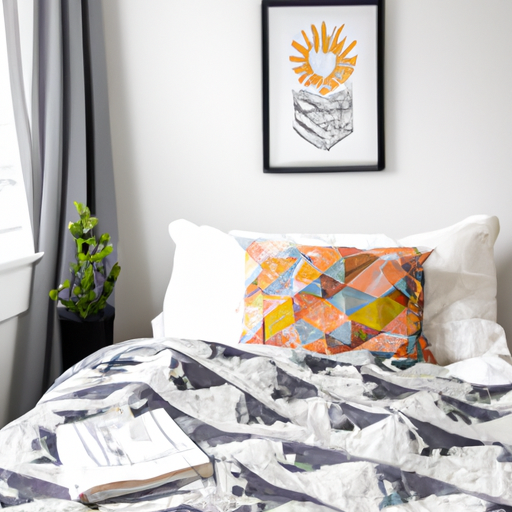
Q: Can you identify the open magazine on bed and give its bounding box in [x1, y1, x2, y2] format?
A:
[56, 405, 213, 503]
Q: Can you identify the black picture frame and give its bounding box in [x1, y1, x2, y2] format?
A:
[262, 0, 385, 173]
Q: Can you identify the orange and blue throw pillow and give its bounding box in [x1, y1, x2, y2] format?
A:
[237, 238, 435, 366]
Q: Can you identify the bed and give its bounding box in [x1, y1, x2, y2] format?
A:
[1, 215, 512, 512]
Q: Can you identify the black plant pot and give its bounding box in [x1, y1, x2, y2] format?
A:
[58, 303, 115, 370]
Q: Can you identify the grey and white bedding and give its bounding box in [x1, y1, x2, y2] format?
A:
[2, 337, 512, 512]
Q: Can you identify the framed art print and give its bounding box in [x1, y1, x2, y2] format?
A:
[262, 0, 385, 173]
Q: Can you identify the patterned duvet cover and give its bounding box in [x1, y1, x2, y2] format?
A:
[1, 337, 512, 512]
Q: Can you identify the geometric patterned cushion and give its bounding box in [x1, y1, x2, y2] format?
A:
[237, 239, 435, 366]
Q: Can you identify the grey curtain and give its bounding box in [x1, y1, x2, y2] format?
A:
[2, 0, 118, 422]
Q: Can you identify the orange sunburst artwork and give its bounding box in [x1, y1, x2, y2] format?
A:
[289, 21, 358, 96]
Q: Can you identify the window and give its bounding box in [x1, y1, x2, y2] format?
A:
[0, 7, 34, 262]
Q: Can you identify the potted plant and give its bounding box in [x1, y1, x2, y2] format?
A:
[50, 201, 121, 369]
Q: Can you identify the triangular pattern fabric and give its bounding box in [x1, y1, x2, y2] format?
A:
[238, 239, 435, 365]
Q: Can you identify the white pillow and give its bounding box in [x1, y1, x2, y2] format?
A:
[163, 220, 246, 344]
[399, 214, 509, 365]
[162, 215, 509, 365]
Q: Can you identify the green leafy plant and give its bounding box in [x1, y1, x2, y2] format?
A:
[49, 202, 121, 319]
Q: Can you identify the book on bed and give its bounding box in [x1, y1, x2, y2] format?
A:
[56, 406, 213, 503]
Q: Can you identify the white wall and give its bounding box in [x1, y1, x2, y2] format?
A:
[102, 0, 512, 347]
